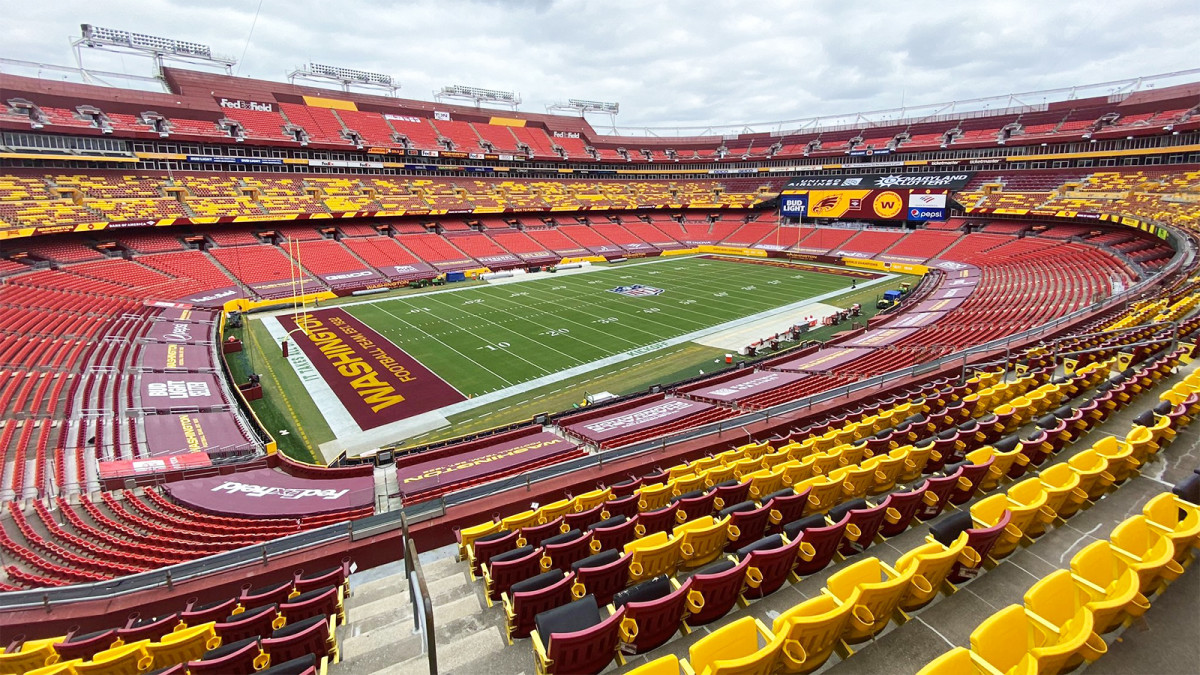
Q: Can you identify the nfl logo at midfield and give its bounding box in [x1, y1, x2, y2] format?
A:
[609, 284, 665, 297]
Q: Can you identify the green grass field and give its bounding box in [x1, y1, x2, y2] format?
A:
[240, 255, 918, 457]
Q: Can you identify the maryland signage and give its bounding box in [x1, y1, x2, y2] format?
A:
[782, 171, 975, 191]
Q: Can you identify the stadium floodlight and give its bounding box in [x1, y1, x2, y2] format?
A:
[74, 24, 237, 79]
[546, 99, 620, 131]
[288, 63, 399, 95]
[435, 85, 521, 110]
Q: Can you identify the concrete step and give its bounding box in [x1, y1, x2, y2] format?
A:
[432, 623, 508, 673]
[345, 594, 415, 638]
[348, 574, 410, 612]
[339, 629, 426, 675]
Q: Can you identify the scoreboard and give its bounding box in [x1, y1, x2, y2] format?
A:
[781, 188, 948, 221]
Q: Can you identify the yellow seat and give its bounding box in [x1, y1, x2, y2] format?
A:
[740, 441, 770, 461]
[458, 519, 503, 561]
[1037, 464, 1088, 520]
[628, 655, 681, 675]
[1141, 413, 1178, 449]
[897, 444, 932, 482]
[777, 460, 813, 488]
[681, 616, 785, 675]
[538, 499, 574, 524]
[1069, 541, 1152, 633]
[822, 557, 912, 643]
[916, 647, 1006, 675]
[828, 464, 873, 502]
[144, 623, 219, 670]
[1066, 450, 1115, 501]
[703, 463, 738, 490]
[0, 638, 61, 674]
[970, 494, 1023, 561]
[1109, 515, 1185, 593]
[667, 462, 696, 480]
[836, 443, 868, 468]
[807, 449, 842, 477]
[731, 457, 763, 480]
[744, 467, 784, 501]
[624, 531, 682, 582]
[24, 661, 82, 675]
[638, 483, 674, 512]
[1022, 570, 1109, 673]
[760, 448, 793, 470]
[573, 488, 611, 512]
[1006, 478, 1057, 539]
[691, 456, 724, 475]
[867, 452, 906, 495]
[1142, 492, 1200, 562]
[970, 605, 1100, 675]
[894, 532, 977, 611]
[771, 595, 855, 674]
[74, 640, 153, 675]
[671, 473, 707, 496]
[1123, 425, 1157, 465]
[795, 475, 842, 515]
[500, 509, 539, 532]
[966, 445, 1020, 493]
[1091, 436, 1139, 484]
[673, 516, 731, 569]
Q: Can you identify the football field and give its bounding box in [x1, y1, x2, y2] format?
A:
[340, 255, 871, 396]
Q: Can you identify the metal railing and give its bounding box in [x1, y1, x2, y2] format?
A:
[401, 512, 437, 675]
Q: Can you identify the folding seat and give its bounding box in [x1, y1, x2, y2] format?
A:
[671, 473, 707, 497]
[736, 534, 804, 598]
[530, 595, 626, 675]
[948, 458, 992, 506]
[240, 581, 295, 609]
[53, 629, 119, 663]
[722, 501, 771, 552]
[966, 440, 1023, 493]
[623, 531, 682, 583]
[970, 494, 1028, 560]
[501, 509, 541, 533]
[503, 570, 576, 641]
[825, 557, 913, 642]
[806, 450, 842, 477]
[469, 528, 520, 576]
[894, 532, 976, 611]
[73, 640, 153, 675]
[674, 515, 731, 568]
[763, 488, 810, 531]
[541, 529, 593, 572]
[1092, 436, 1139, 484]
[795, 476, 842, 515]
[539, 499, 575, 525]
[970, 604, 1105, 675]
[626, 654, 681, 675]
[600, 494, 640, 520]
[923, 430, 963, 472]
[1068, 541, 1151, 633]
[1015, 429, 1052, 471]
[828, 464, 873, 502]
[703, 464, 740, 490]
[520, 516, 568, 547]
[144, 622, 219, 671]
[770, 595, 854, 674]
[930, 510, 1007, 583]
[257, 654, 318, 675]
[484, 545, 544, 603]
[915, 472, 959, 522]
[1133, 409, 1177, 451]
[740, 440, 771, 461]
[261, 615, 336, 663]
[215, 604, 285, 644]
[293, 563, 349, 595]
[634, 504, 679, 539]
[1123, 425, 1158, 466]
[1037, 464, 1088, 520]
[785, 513, 849, 577]
[685, 557, 751, 626]
[743, 467, 786, 502]
[1023, 570, 1112, 673]
[612, 575, 696, 654]
[610, 477, 644, 498]
[116, 612, 185, 645]
[588, 516, 638, 554]
[280, 585, 343, 625]
[898, 443, 934, 482]
[672, 489, 716, 525]
[1108, 515, 1185, 593]
[571, 549, 631, 606]
[1005, 478, 1058, 539]
[1067, 449, 1116, 500]
[574, 488, 612, 513]
[456, 519, 502, 561]
[916, 647, 1002, 675]
[565, 503, 605, 532]
[680, 616, 785, 675]
[828, 498, 886, 556]
[0, 637, 59, 673]
[835, 442, 869, 469]
[1141, 491, 1200, 562]
[182, 597, 242, 627]
[691, 456, 724, 475]
[710, 479, 750, 511]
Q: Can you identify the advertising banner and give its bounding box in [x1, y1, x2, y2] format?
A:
[140, 343, 215, 371]
[782, 172, 975, 192]
[779, 193, 808, 217]
[147, 319, 213, 344]
[691, 370, 806, 403]
[138, 373, 226, 411]
[565, 398, 713, 442]
[98, 453, 213, 480]
[164, 467, 374, 518]
[143, 412, 254, 457]
[395, 432, 578, 495]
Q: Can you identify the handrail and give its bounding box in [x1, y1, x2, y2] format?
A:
[401, 511, 437, 675]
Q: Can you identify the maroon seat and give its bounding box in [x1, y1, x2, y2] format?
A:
[948, 458, 993, 505]
[188, 637, 268, 675]
[672, 489, 716, 525]
[505, 570, 576, 640]
[542, 529, 593, 572]
[520, 516, 567, 547]
[470, 529, 521, 576]
[830, 499, 888, 556]
[258, 654, 317, 675]
[915, 473, 959, 521]
[280, 585, 340, 625]
[737, 534, 804, 599]
[215, 604, 284, 643]
[723, 502, 772, 552]
[931, 510, 1012, 583]
[117, 612, 183, 644]
[600, 494, 640, 520]
[293, 561, 349, 594]
[565, 503, 605, 531]
[764, 488, 811, 532]
[150, 664, 188, 675]
[588, 516, 638, 554]
[613, 575, 696, 653]
[571, 550, 632, 606]
[686, 557, 750, 626]
[262, 615, 334, 663]
[532, 596, 626, 675]
[53, 628, 117, 662]
[786, 512, 849, 576]
[876, 484, 927, 538]
[609, 478, 643, 498]
[183, 597, 241, 625]
[240, 580, 295, 608]
[710, 480, 751, 511]
[485, 546, 544, 602]
[633, 505, 677, 538]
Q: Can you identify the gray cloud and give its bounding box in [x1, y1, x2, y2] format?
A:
[3, 0, 1198, 131]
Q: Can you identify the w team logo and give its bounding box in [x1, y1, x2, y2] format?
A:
[609, 284, 665, 297]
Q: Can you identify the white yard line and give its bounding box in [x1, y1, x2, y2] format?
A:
[374, 304, 516, 387]
[261, 316, 362, 439]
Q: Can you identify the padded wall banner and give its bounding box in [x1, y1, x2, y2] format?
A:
[164, 467, 374, 518]
[395, 432, 578, 495]
[782, 172, 974, 192]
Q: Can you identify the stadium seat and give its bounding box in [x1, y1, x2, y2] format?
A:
[1023, 570, 1110, 673]
[187, 637, 268, 675]
[1140, 492, 1200, 562]
[970, 604, 1104, 675]
[1092, 436, 1140, 484]
[1068, 541, 1151, 633]
[624, 531, 682, 583]
[280, 585, 343, 625]
[0, 638, 59, 673]
[1037, 464, 1089, 520]
[503, 570, 575, 641]
[520, 517, 569, 548]
[530, 596, 626, 675]
[684, 557, 751, 626]
[635, 505, 681, 539]
[723, 502, 772, 552]
[74, 640, 153, 675]
[215, 604, 285, 644]
[469, 529, 521, 576]
[786, 513, 849, 577]
[261, 615, 336, 663]
[878, 484, 928, 536]
[710, 480, 751, 511]
[680, 616, 785, 675]
[763, 488, 810, 530]
[1108, 515, 1184, 593]
[822, 557, 912, 642]
[613, 575, 696, 653]
[627, 655, 682, 675]
[738, 534, 805, 599]
[673, 516, 731, 568]
[893, 532, 976, 611]
[484, 546, 545, 603]
[52, 629, 119, 663]
[770, 595, 854, 673]
[1067, 450, 1117, 500]
[144, 622, 220, 670]
[600, 494, 641, 521]
[541, 529, 593, 572]
[829, 498, 887, 557]
[571, 549, 631, 606]
[915, 647, 1004, 675]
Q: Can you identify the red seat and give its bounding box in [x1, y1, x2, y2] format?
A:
[183, 597, 240, 625]
[600, 494, 640, 520]
[543, 529, 593, 572]
[53, 628, 118, 662]
[215, 604, 284, 643]
[711, 480, 752, 511]
[948, 458, 993, 505]
[737, 534, 805, 599]
[932, 510, 1012, 583]
[685, 556, 750, 626]
[787, 512, 850, 576]
[571, 550, 632, 606]
[293, 561, 350, 594]
[915, 472, 960, 521]
[280, 585, 341, 625]
[672, 490, 716, 524]
[117, 612, 183, 644]
[764, 488, 811, 532]
[633, 505, 678, 539]
[613, 575, 696, 653]
[504, 570, 576, 640]
[188, 637, 268, 675]
[470, 529, 521, 576]
[830, 499, 888, 556]
[240, 580, 295, 608]
[262, 615, 335, 663]
[588, 516, 638, 554]
[485, 546, 544, 602]
[877, 484, 928, 538]
[723, 502, 772, 552]
[565, 504, 605, 531]
[609, 478, 643, 498]
[520, 517, 568, 547]
[532, 596, 626, 675]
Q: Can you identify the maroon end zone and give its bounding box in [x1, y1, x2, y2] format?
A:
[279, 308, 465, 430]
[565, 398, 715, 443]
[163, 467, 374, 518]
[396, 431, 578, 496]
[690, 370, 807, 403]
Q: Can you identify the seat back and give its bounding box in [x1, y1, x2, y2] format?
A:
[1067, 449, 1115, 500]
[509, 572, 575, 639]
[638, 483, 674, 512]
[743, 536, 805, 599]
[894, 533, 973, 611]
[634, 505, 679, 539]
[572, 552, 632, 606]
[182, 598, 240, 626]
[1109, 515, 1184, 592]
[262, 615, 334, 664]
[772, 595, 855, 674]
[685, 616, 784, 675]
[834, 500, 888, 557]
[968, 605, 1039, 675]
[623, 531, 682, 583]
[950, 457, 993, 505]
[74, 640, 153, 675]
[878, 485, 927, 537]
[187, 637, 268, 675]
[0, 639, 59, 674]
[824, 557, 912, 642]
[544, 531, 594, 572]
[145, 622, 219, 671]
[674, 516, 731, 568]
[1068, 541, 1150, 634]
[618, 578, 695, 654]
[726, 504, 773, 552]
[1142, 492, 1200, 559]
[539, 601, 626, 675]
[711, 480, 751, 511]
[792, 514, 849, 577]
[486, 546, 545, 601]
[279, 586, 341, 625]
[674, 490, 717, 525]
[565, 503, 605, 532]
[470, 529, 520, 575]
[574, 488, 613, 513]
[520, 517, 568, 547]
[686, 558, 751, 626]
[53, 629, 119, 663]
[215, 604, 284, 644]
[539, 499, 575, 524]
[949, 510, 1012, 582]
[589, 516, 638, 554]
[1038, 463, 1087, 520]
[457, 519, 503, 560]
[764, 489, 810, 530]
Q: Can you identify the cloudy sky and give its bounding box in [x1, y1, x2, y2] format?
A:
[4, 0, 1199, 131]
